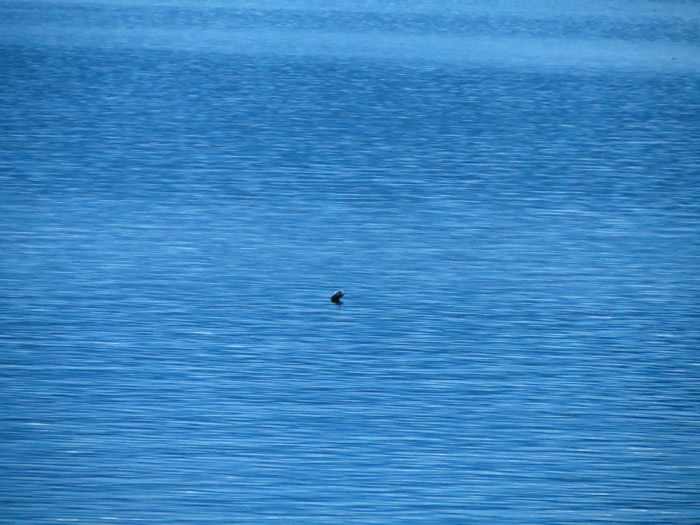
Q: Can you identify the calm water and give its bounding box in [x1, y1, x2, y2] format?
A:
[1, 1, 700, 523]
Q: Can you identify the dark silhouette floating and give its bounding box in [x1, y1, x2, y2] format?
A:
[331, 290, 344, 304]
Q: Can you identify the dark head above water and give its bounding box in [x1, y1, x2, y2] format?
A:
[331, 290, 344, 304]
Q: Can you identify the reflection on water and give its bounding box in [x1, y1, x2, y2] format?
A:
[1, 0, 699, 70]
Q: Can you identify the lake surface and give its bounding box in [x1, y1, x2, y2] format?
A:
[1, 0, 700, 523]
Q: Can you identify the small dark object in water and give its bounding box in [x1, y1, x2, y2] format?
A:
[331, 290, 344, 304]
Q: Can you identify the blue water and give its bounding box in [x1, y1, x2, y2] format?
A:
[2, 1, 700, 523]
